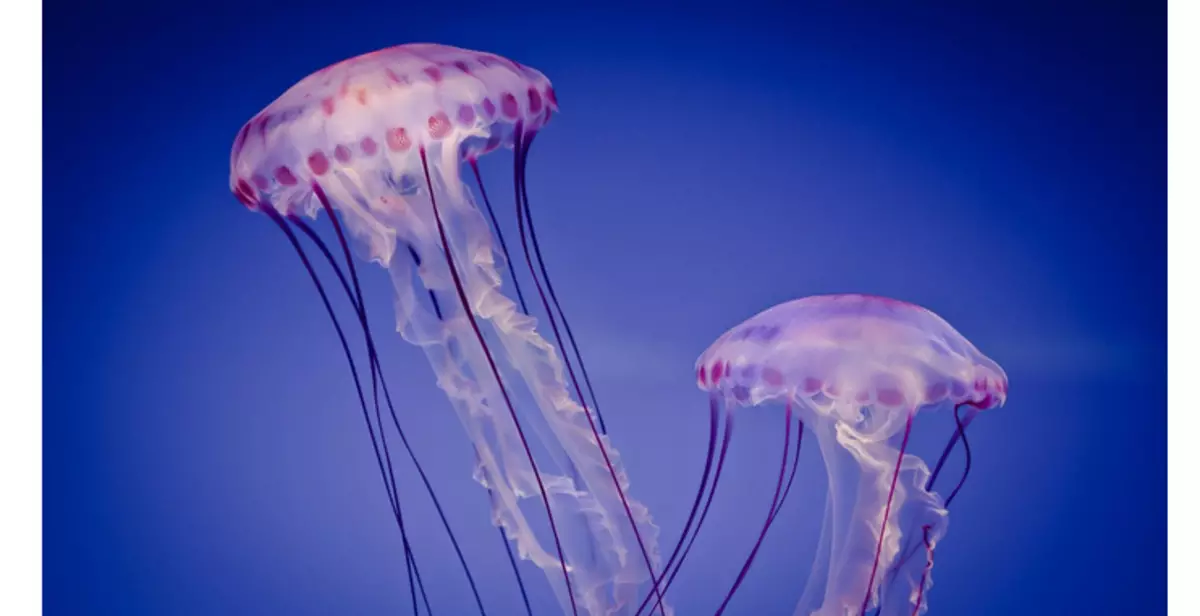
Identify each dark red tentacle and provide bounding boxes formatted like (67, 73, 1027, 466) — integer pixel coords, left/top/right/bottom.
(418, 147, 579, 616)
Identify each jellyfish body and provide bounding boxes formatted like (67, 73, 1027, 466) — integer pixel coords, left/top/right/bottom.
(230, 44, 664, 616)
(644, 294, 1006, 615)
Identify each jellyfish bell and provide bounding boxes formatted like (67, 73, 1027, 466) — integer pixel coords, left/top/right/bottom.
(636, 294, 1006, 616)
(229, 43, 665, 616)
(698, 293, 1007, 418)
(230, 44, 556, 259)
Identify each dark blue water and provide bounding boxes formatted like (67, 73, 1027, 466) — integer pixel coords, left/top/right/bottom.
(45, 2, 1164, 614)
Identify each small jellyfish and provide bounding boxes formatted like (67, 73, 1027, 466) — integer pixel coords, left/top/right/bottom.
(230, 44, 664, 616)
(636, 294, 1007, 616)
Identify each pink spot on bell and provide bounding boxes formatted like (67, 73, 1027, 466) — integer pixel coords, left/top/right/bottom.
(803, 377, 823, 394)
(424, 66, 443, 82)
(877, 388, 905, 406)
(856, 390, 871, 403)
(500, 93, 519, 118)
(544, 86, 558, 108)
(428, 112, 451, 139)
(926, 382, 948, 401)
(233, 124, 252, 156)
(256, 116, 271, 142)
(274, 166, 298, 186)
(334, 145, 352, 163)
(762, 367, 784, 387)
(454, 61, 471, 74)
(481, 98, 496, 118)
(528, 87, 543, 114)
(234, 178, 256, 207)
(360, 137, 378, 156)
(387, 127, 411, 151)
(385, 68, 404, 85)
(712, 362, 724, 383)
(251, 174, 270, 190)
(355, 89, 368, 105)
(457, 104, 476, 125)
(698, 365, 707, 385)
(307, 151, 329, 175)
(321, 97, 335, 116)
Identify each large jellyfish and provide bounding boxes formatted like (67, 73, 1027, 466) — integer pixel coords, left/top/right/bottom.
(637, 294, 1006, 615)
(229, 44, 665, 616)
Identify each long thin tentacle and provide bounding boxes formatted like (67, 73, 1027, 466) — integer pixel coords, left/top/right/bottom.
(404, 243, 445, 319)
(300, 203, 429, 615)
(635, 395, 720, 615)
(512, 132, 665, 614)
(514, 136, 607, 433)
(261, 205, 421, 614)
(419, 146, 580, 616)
(859, 414, 915, 616)
(942, 405, 973, 508)
(771, 417, 806, 521)
(714, 403, 797, 615)
(635, 399, 734, 616)
(924, 403, 977, 492)
(470, 159, 529, 315)
(487, 486, 535, 616)
(289, 204, 487, 615)
(877, 402, 979, 613)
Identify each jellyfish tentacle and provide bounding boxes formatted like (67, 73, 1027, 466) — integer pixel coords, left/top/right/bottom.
(883, 407, 971, 615)
(943, 404, 974, 508)
(515, 137, 607, 433)
(410, 552, 433, 616)
(512, 130, 666, 614)
(794, 478, 835, 616)
(925, 403, 979, 491)
(290, 209, 423, 615)
(288, 208, 488, 616)
(261, 205, 421, 614)
(910, 525, 935, 616)
(404, 242, 445, 319)
(714, 402, 798, 615)
(879, 401, 981, 611)
(489, 489, 535, 616)
(635, 400, 734, 616)
(859, 414, 915, 616)
(472, 446, 535, 616)
(771, 417, 806, 521)
(418, 146, 580, 616)
(469, 159, 529, 315)
(635, 394, 720, 616)
(665, 407, 734, 584)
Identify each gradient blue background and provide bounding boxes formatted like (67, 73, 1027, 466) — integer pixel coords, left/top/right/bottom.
(45, 2, 1165, 614)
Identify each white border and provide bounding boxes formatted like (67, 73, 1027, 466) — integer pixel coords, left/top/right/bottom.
(0, 0, 42, 614)
(1168, 2, 1193, 614)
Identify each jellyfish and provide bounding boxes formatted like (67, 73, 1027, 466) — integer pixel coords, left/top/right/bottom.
(634, 294, 1006, 616)
(229, 43, 665, 616)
